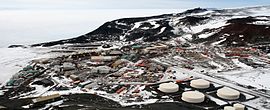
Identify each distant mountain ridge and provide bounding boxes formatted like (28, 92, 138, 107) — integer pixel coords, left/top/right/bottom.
(32, 6, 270, 49)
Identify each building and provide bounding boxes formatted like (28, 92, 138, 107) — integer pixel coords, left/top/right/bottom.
(111, 59, 130, 69)
(62, 62, 76, 71)
(90, 56, 117, 62)
(69, 74, 80, 81)
(32, 94, 61, 107)
(91, 66, 112, 74)
(143, 43, 168, 53)
(109, 50, 123, 56)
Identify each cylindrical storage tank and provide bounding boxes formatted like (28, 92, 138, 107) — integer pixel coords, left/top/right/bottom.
(190, 79, 210, 89)
(233, 103, 245, 110)
(158, 82, 179, 93)
(224, 106, 236, 110)
(181, 91, 205, 103)
(217, 87, 240, 100)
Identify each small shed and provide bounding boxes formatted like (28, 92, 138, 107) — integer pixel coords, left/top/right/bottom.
(70, 74, 80, 81)
(109, 50, 123, 56)
(91, 56, 116, 62)
(62, 62, 76, 71)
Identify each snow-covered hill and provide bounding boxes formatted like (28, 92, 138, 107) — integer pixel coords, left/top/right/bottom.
(32, 6, 270, 50)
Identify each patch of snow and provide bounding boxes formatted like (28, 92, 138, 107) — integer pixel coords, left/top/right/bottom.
(239, 35, 244, 37)
(157, 27, 166, 34)
(216, 52, 226, 58)
(149, 21, 160, 29)
(0, 90, 7, 96)
(173, 56, 187, 61)
(120, 99, 158, 107)
(217, 68, 270, 90)
(181, 34, 193, 40)
(175, 36, 187, 43)
(198, 32, 215, 38)
(169, 16, 185, 26)
(132, 22, 142, 30)
(119, 35, 125, 40)
(208, 95, 227, 105)
(232, 59, 253, 69)
(172, 27, 185, 35)
(250, 21, 270, 25)
(232, 41, 238, 44)
(141, 27, 150, 30)
(42, 87, 86, 96)
(115, 21, 127, 26)
(42, 100, 64, 110)
(211, 38, 226, 46)
(189, 20, 226, 33)
(208, 61, 225, 71)
(135, 37, 143, 42)
(171, 67, 192, 80)
(208, 61, 220, 68)
(242, 97, 270, 110)
(256, 16, 269, 20)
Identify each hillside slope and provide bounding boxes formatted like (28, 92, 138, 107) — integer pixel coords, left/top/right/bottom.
(32, 6, 270, 49)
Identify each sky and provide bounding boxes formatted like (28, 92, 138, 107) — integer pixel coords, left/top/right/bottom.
(1, 0, 270, 10)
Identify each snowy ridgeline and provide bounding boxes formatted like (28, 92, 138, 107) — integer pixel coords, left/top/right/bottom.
(0, 9, 182, 48)
(26, 6, 270, 48)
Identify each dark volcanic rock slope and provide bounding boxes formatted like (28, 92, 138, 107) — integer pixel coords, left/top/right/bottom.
(195, 17, 270, 46)
(32, 6, 270, 47)
(31, 13, 178, 47)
